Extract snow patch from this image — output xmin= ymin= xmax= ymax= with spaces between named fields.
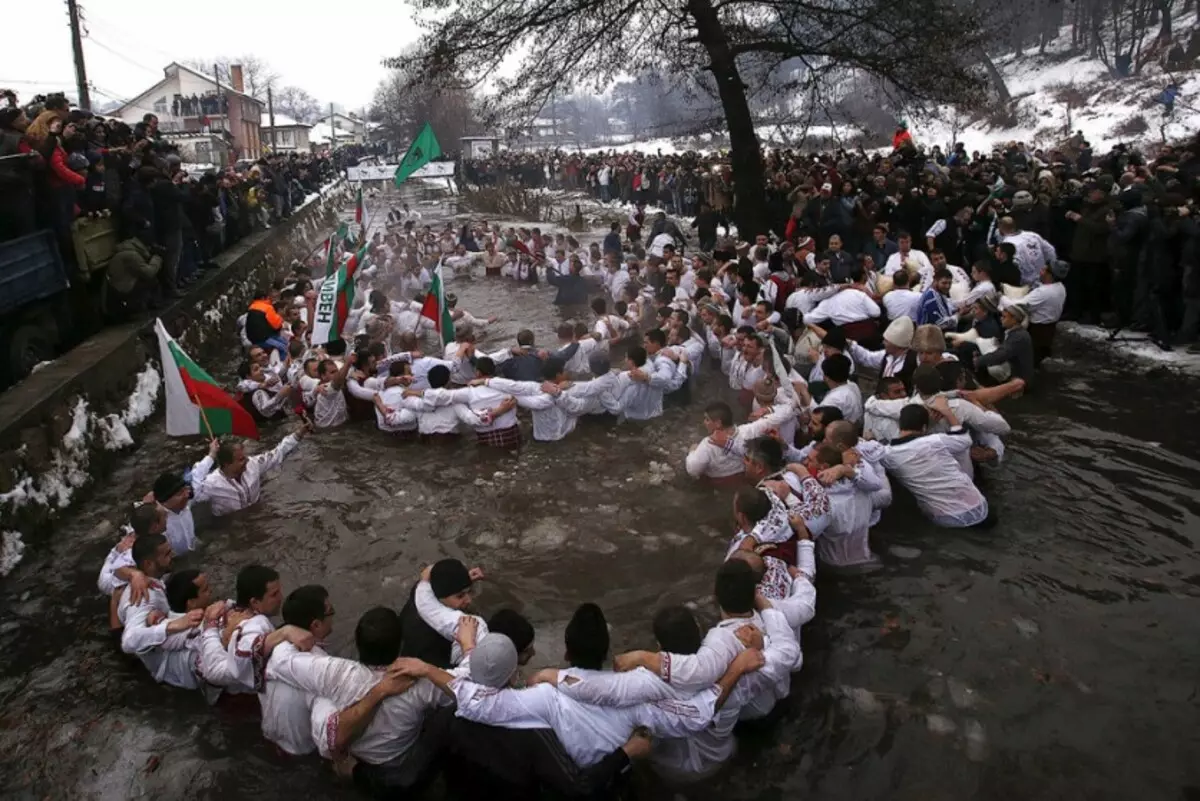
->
xmin=122 ymin=365 xmax=161 ymax=427
xmin=1062 ymin=323 xmax=1200 ymax=374
xmin=0 ymin=530 xmax=24 ymax=576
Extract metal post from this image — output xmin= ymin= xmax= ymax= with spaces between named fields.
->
xmin=330 ymin=102 xmax=336 ymax=151
xmin=66 ymin=0 xmax=91 ymax=110
xmin=267 ymin=85 xmax=277 ymax=151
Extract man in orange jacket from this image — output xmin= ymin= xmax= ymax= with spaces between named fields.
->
xmin=245 ymin=287 xmax=287 ymax=358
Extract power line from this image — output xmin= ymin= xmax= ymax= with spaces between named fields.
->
xmin=85 ymin=35 xmax=163 ymax=76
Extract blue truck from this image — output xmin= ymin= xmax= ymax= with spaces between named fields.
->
xmin=0 ymin=219 xmax=115 ymax=389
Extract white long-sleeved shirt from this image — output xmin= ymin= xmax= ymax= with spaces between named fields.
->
xmin=1022 ymin=281 xmax=1066 ymax=324
xmin=393 ymin=393 xmax=483 ymax=435
xmin=785 ymin=285 xmax=839 ymax=315
xmin=450 ymin=676 xmax=719 ymax=769
xmin=408 ymin=356 xmax=455 ymax=390
xmin=846 ymin=341 xmax=909 ymax=381
xmin=443 ymin=342 xmax=478 ymax=386
xmin=313 ymin=382 xmax=348 ymax=429
xmin=558 ymin=608 xmax=798 ymax=774
xmin=881 ymin=427 xmax=988 ymax=526
xmin=882 ymin=287 xmax=921 ymax=321
xmin=819 ymin=382 xmax=864 ymax=424
xmin=1002 ymin=230 xmax=1057 ymax=285
xmin=615 ymin=358 xmax=687 ymax=421
xmin=563 ymin=373 xmax=624 ymax=416
xmin=269 ymin=648 xmax=452 ymax=764
xmin=805 ymin=289 xmax=881 ymax=326
xmin=427 ymin=385 xmax=517 ymax=433
xmin=685 ymin=404 xmax=796 ymax=480
xmin=883 ymin=249 xmax=935 ymax=292
xmin=485 ymin=378 xmax=586 ymax=442
xmin=413 ymin=579 xmax=489 ymax=665
xmin=956 ymin=279 xmax=996 ymax=312
xmin=262 ymin=642 xmax=329 ymax=755
xmin=374 ymin=386 xmax=418 ymax=433
xmin=194 ymin=434 xmax=300 ymax=517
xmin=118 ymin=581 xmax=202 ymax=689
xmin=563 ymin=337 xmax=600 ymax=376
xmin=198 ymin=611 xmax=275 ymax=695
xmin=865 ymin=393 xmax=1009 ymax=475
xmin=817 ymin=462 xmax=884 ymax=568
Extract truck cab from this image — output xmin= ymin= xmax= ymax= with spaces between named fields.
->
xmin=0 ymin=218 xmax=115 ymax=389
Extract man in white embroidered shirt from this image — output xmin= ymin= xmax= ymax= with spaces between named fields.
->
xmin=261 ymin=585 xmax=336 ymax=756
xmin=268 ymin=606 xmax=458 ymax=797
xmin=392 ymin=632 xmax=733 ymax=776
xmin=118 ymin=534 xmax=206 ymax=689
xmin=198 ymin=564 xmax=314 ymax=699
xmin=193 ymin=422 xmax=310 ymax=517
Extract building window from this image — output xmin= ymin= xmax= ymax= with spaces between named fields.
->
xmin=194 ymin=142 xmax=211 ymax=163
xmin=153 ymin=96 xmax=167 ymax=115
xmin=279 ymin=130 xmax=293 ymax=147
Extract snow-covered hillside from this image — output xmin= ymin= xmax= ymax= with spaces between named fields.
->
xmin=912 ymin=47 xmax=1200 ymax=155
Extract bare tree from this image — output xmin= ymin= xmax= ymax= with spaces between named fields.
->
xmin=274 ymin=86 xmax=321 ymax=123
xmin=386 ymin=0 xmax=987 ymax=235
xmin=183 ymin=56 xmax=279 ymax=100
xmin=370 ymin=50 xmax=480 ymax=154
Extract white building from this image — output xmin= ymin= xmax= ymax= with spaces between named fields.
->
xmin=110 ymin=62 xmax=265 ymax=160
xmin=310 ymin=111 xmax=368 ymax=147
xmin=262 ymin=113 xmax=312 ymax=153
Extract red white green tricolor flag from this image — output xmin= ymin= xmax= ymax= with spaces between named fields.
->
xmin=312 ymin=244 xmax=369 ymax=345
xmin=323 ymin=222 xmax=349 ymax=279
xmin=420 ymin=258 xmax=455 ymax=345
xmin=155 ymin=318 xmax=258 ymax=439
xmin=354 ymin=186 xmax=364 ymax=224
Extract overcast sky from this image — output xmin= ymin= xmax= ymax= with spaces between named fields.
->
xmin=0 ymin=0 xmax=417 ymax=112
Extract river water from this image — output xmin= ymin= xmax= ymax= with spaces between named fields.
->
xmin=1 ymin=189 xmax=1198 ymax=801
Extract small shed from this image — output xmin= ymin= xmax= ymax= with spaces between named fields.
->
xmin=461 ymin=136 xmax=501 ymax=159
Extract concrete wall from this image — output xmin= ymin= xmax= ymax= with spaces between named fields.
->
xmin=0 ymin=182 xmax=354 ymax=538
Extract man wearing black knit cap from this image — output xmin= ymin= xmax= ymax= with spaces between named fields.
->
xmin=400 ymin=558 xmax=477 ymax=667
xmin=149 ymin=470 xmax=199 ymax=555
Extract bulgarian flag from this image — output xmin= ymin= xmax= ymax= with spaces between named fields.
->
xmin=420 ymin=258 xmax=455 ymax=345
xmin=312 ymin=244 xmax=369 ymax=345
xmin=323 ymin=223 xmax=349 ymax=279
xmin=355 ymin=185 xmax=364 ymax=224
xmin=155 ymin=319 xmax=258 ymax=439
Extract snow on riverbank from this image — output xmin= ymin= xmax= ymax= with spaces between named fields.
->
xmin=1061 ymin=323 xmax=1200 ymax=374
xmin=0 ymin=530 xmax=24 ymax=576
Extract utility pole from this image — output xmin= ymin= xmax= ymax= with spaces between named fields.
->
xmin=267 ymin=85 xmax=276 ymax=151
xmin=329 ymin=102 xmax=336 ymax=151
xmin=66 ymin=0 xmax=91 ymax=110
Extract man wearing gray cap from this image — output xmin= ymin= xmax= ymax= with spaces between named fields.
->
xmin=396 ymin=632 xmax=737 ymax=771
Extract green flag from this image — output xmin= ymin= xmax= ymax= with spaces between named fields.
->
xmin=394 ymin=123 xmax=442 ymax=187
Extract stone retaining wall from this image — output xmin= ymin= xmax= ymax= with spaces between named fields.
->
xmin=0 ymin=181 xmax=353 ymax=543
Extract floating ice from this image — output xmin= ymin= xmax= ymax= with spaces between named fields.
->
xmin=946 ymin=677 xmax=979 ymax=709
xmin=927 ymin=714 xmax=957 ymax=735
xmin=963 ymin=720 xmax=988 ymax=762
xmin=889 ymin=545 xmax=922 ymax=560
xmin=1012 ymin=617 xmax=1040 ymax=639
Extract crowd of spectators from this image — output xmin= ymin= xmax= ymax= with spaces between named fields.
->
xmin=0 ymin=90 xmax=339 ymax=316
xmin=463 ymin=128 xmax=1200 ymax=350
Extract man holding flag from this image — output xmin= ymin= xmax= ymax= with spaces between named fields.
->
xmin=420 ymin=258 xmax=455 ymax=345
xmin=312 ymin=235 xmax=371 ymax=347
xmin=154 ymin=318 xmax=310 ymax=517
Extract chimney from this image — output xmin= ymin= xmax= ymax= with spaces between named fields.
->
xmin=229 ymin=64 xmax=245 ymax=94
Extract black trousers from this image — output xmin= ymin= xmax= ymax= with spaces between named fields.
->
xmin=352 ymin=706 xmax=453 ymax=800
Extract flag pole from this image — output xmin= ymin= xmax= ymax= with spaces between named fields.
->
xmin=190 ymin=390 xmax=218 ymax=442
